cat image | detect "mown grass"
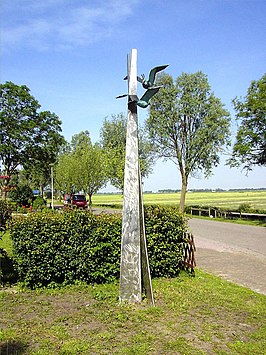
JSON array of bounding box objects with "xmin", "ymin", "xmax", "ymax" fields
[
  {"xmin": 1, "ymin": 195, "xmax": 265, "ymax": 353},
  {"xmin": 1, "ymin": 232, "xmax": 266, "ymax": 354},
  {"xmin": 93, "ymin": 190, "xmax": 266, "ymax": 211},
  {"xmin": 0, "ymin": 271, "xmax": 265, "ymax": 354}
]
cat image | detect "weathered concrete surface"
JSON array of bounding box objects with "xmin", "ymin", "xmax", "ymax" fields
[{"xmin": 189, "ymin": 218, "xmax": 266, "ymax": 295}]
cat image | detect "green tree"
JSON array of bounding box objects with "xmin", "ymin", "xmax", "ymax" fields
[
  {"xmin": 23, "ymin": 111, "xmax": 66, "ymax": 196},
  {"xmin": 70, "ymin": 130, "xmax": 91, "ymax": 151},
  {"xmin": 229, "ymin": 73, "xmax": 266, "ymax": 171},
  {"xmin": 55, "ymin": 131, "xmax": 93, "ymax": 194},
  {"xmin": 146, "ymin": 72, "xmax": 231, "ymax": 212},
  {"xmin": 55, "ymin": 132, "xmax": 108, "ymax": 209},
  {"xmin": 100, "ymin": 113, "xmax": 154, "ymax": 191},
  {"xmin": 73, "ymin": 143, "xmax": 108, "ymax": 209},
  {"xmin": 55, "ymin": 152, "xmax": 77, "ymax": 194},
  {"xmin": 0, "ymin": 82, "xmax": 65, "ymax": 196}
]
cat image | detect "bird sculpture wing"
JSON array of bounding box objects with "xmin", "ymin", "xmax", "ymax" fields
[
  {"xmin": 148, "ymin": 65, "xmax": 169, "ymax": 85},
  {"xmin": 116, "ymin": 94, "xmax": 140, "ymax": 103},
  {"xmin": 116, "ymin": 94, "xmax": 128, "ymax": 99},
  {"xmin": 139, "ymin": 86, "xmax": 161, "ymax": 104}
]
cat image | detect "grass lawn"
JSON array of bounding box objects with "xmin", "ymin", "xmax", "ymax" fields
[
  {"xmin": 93, "ymin": 190, "xmax": 266, "ymax": 211},
  {"xmin": 1, "ymin": 232, "xmax": 266, "ymax": 354},
  {"xmin": 0, "ymin": 272, "xmax": 265, "ymax": 354}
]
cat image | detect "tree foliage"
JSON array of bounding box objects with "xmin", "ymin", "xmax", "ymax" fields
[
  {"xmin": 9, "ymin": 184, "xmax": 34, "ymax": 207},
  {"xmin": 146, "ymin": 72, "xmax": 231, "ymax": 211},
  {"xmin": 229, "ymin": 73, "xmax": 266, "ymax": 171},
  {"xmin": 99, "ymin": 113, "xmax": 154, "ymax": 191},
  {"xmin": 0, "ymin": 81, "xmax": 65, "ymax": 194},
  {"xmin": 55, "ymin": 132, "xmax": 108, "ymax": 207},
  {"xmin": 70, "ymin": 130, "xmax": 91, "ymax": 151},
  {"xmin": 72, "ymin": 142, "xmax": 108, "ymax": 208},
  {"xmin": 55, "ymin": 153, "xmax": 77, "ymax": 195}
]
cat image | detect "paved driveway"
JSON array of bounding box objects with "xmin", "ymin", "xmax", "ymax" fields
[{"xmin": 188, "ymin": 218, "xmax": 266, "ymax": 295}]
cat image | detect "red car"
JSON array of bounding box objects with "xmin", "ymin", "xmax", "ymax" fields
[{"xmin": 70, "ymin": 194, "xmax": 88, "ymax": 209}]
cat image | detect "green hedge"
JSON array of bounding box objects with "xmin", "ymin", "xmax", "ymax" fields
[
  {"xmin": 145, "ymin": 205, "xmax": 188, "ymax": 277},
  {"xmin": 10, "ymin": 206, "xmax": 188, "ymax": 288},
  {"xmin": 0, "ymin": 200, "xmax": 12, "ymax": 234}
]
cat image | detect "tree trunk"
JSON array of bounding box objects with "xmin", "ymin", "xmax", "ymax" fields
[
  {"xmin": 88, "ymin": 193, "xmax": 92, "ymax": 212},
  {"xmin": 179, "ymin": 173, "xmax": 187, "ymax": 213},
  {"xmin": 2, "ymin": 177, "xmax": 11, "ymax": 200},
  {"xmin": 40, "ymin": 184, "xmax": 44, "ymax": 198}
]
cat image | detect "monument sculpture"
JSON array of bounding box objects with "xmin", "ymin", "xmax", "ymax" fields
[{"xmin": 117, "ymin": 49, "xmax": 168, "ymax": 304}]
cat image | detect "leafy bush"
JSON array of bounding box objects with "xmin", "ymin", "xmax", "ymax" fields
[
  {"xmin": 0, "ymin": 200, "xmax": 12, "ymax": 234},
  {"xmin": 10, "ymin": 210, "xmax": 121, "ymax": 287},
  {"xmin": 32, "ymin": 196, "xmax": 46, "ymax": 210},
  {"xmin": 238, "ymin": 203, "xmax": 252, "ymax": 212},
  {"xmin": 9, "ymin": 184, "xmax": 34, "ymax": 207},
  {"xmin": 0, "ymin": 201, "xmax": 13, "ymax": 282},
  {"xmin": 145, "ymin": 205, "xmax": 188, "ymax": 277},
  {"xmin": 10, "ymin": 206, "xmax": 189, "ymax": 288}
]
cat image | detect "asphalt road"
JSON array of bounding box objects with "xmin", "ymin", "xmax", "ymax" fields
[{"xmin": 188, "ymin": 218, "xmax": 266, "ymax": 295}]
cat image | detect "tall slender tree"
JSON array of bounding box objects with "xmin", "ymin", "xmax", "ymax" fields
[{"xmin": 146, "ymin": 72, "xmax": 231, "ymax": 212}]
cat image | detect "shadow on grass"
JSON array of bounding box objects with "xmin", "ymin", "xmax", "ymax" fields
[
  {"xmin": 0, "ymin": 340, "xmax": 28, "ymax": 354},
  {"xmin": 0, "ymin": 248, "xmax": 18, "ymax": 285}
]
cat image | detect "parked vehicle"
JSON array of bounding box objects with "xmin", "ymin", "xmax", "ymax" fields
[
  {"xmin": 63, "ymin": 194, "xmax": 88, "ymax": 209},
  {"xmin": 63, "ymin": 194, "xmax": 71, "ymax": 205},
  {"xmin": 71, "ymin": 194, "xmax": 87, "ymax": 209}
]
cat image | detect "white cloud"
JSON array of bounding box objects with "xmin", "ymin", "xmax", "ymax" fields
[{"xmin": 1, "ymin": 0, "xmax": 139, "ymax": 51}]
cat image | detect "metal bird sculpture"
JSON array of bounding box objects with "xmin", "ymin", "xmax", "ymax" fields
[
  {"xmin": 117, "ymin": 64, "xmax": 169, "ymax": 108},
  {"xmin": 116, "ymin": 87, "xmax": 161, "ymax": 108},
  {"xmin": 140, "ymin": 65, "xmax": 169, "ymax": 89},
  {"xmin": 136, "ymin": 87, "xmax": 161, "ymax": 108}
]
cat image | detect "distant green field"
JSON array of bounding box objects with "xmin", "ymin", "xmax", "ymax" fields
[{"xmin": 93, "ymin": 190, "xmax": 266, "ymax": 210}]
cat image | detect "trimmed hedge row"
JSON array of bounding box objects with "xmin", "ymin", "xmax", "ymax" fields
[{"xmin": 10, "ymin": 206, "xmax": 189, "ymax": 288}]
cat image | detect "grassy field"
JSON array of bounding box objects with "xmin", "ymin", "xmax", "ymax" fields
[{"xmin": 93, "ymin": 190, "xmax": 266, "ymax": 210}]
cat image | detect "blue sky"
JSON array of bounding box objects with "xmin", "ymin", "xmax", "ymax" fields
[{"xmin": 1, "ymin": 0, "xmax": 265, "ymax": 192}]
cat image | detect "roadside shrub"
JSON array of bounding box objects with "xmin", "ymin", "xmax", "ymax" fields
[
  {"xmin": 0, "ymin": 201, "xmax": 13, "ymax": 282},
  {"xmin": 145, "ymin": 205, "xmax": 188, "ymax": 278},
  {"xmin": 32, "ymin": 196, "xmax": 46, "ymax": 210},
  {"xmin": 44, "ymin": 191, "xmax": 52, "ymax": 199},
  {"xmin": 9, "ymin": 184, "xmax": 34, "ymax": 207},
  {"xmin": 10, "ymin": 206, "xmax": 189, "ymax": 288},
  {"xmin": 10, "ymin": 211, "xmax": 121, "ymax": 287},
  {"xmin": 0, "ymin": 200, "xmax": 12, "ymax": 234},
  {"xmin": 238, "ymin": 203, "xmax": 252, "ymax": 212}
]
